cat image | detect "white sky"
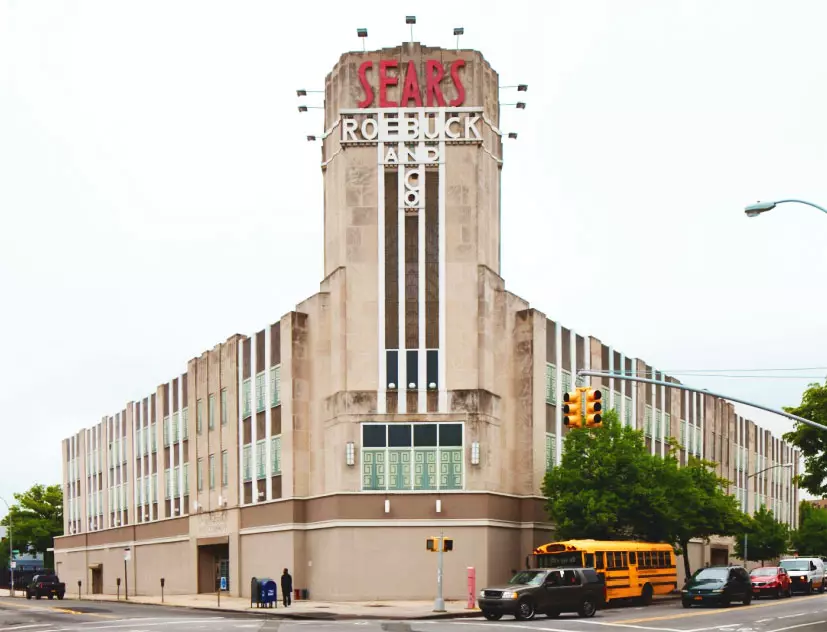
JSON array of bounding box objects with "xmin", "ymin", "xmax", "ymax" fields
[{"xmin": 2, "ymin": 0, "xmax": 826, "ymax": 517}]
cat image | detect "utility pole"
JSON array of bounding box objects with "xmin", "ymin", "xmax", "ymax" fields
[
  {"xmin": 434, "ymin": 531, "xmax": 446, "ymax": 612},
  {"xmin": 1, "ymin": 497, "xmax": 13, "ymax": 597}
]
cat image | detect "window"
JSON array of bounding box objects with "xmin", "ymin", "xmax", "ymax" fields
[
  {"xmin": 545, "ymin": 364, "xmax": 557, "ymax": 405},
  {"xmin": 271, "ymin": 366, "xmax": 281, "ymax": 406},
  {"xmin": 664, "ymin": 413, "xmax": 671, "ymax": 441},
  {"xmin": 655, "ymin": 410, "xmax": 662, "ymax": 441},
  {"xmin": 163, "ymin": 416, "xmax": 170, "ymax": 446},
  {"xmin": 182, "ymin": 408, "xmax": 189, "ymax": 439},
  {"xmin": 136, "ymin": 430, "xmax": 142, "ymax": 457},
  {"xmin": 243, "ymin": 445, "xmax": 252, "ymax": 482},
  {"xmin": 361, "ymin": 423, "xmax": 463, "ymax": 492},
  {"xmin": 545, "ymin": 433, "xmax": 556, "ymax": 470},
  {"xmin": 172, "ymin": 412, "xmax": 179, "ymax": 442},
  {"xmin": 255, "ymin": 372, "xmax": 266, "ymax": 412},
  {"xmin": 164, "ymin": 469, "xmax": 171, "ymax": 499},
  {"xmin": 196, "ymin": 399, "xmax": 203, "ymax": 435},
  {"xmin": 256, "ymin": 440, "xmax": 266, "ymax": 479},
  {"xmin": 613, "ymin": 391, "xmax": 622, "ymax": 412},
  {"xmin": 209, "ymin": 454, "xmax": 216, "ymax": 490},
  {"xmin": 221, "ymin": 450, "xmax": 228, "ymax": 487},
  {"xmin": 208, "ymin": 394, "xmax": 215, "ymax": 430},
  {"xmin": 561, "ymin": 370, "xmax": 572, "ymax": 396},
  {"xmin": 680, "ymin": 419, "xmax": 687, "ymax": 449},
  {"xmin": 644, "ymin": 406, "xmax": 653, "ymax": 437},
  {"xmin": 271, "ymin": 436, "xmax": 281, "ymax": 475},
  {"xmin": 624, "ymin": 396, "xmax": 633, "ymax": 426},
  {"xmin": 151, "ymin": 473, "xmax": 157, "ymax": 502},
  {"xmin": 173, "ymin": 466, "xmax": 180, "ymax": 496},
  {"xmin": 242, "ymin": 379, "xmax": 252, "ymax": 418},
  {"xmin": 221, "ymin": 389, "xmax": 227, "ymax": 425},
  {"xmin": 197, "ymin": 458, "xmax": 204, "ymax": 491}
]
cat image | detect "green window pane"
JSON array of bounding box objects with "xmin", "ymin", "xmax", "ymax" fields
[
  {"xmin": 439, "ymin": 449, "xmax": 462, "ymax": 490},
  {"xmin": 362, "ymin": 449, "xmax": 386, "ymax": 490},
  {"xmin": 414, "ymin": 449, "xmax": 437, "ymax": 491},
  {"xmin": 388, "ymin": 450, "xmax": 412, "ymax": 490}
]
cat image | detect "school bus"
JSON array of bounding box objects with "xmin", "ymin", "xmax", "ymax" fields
[{"xmin": 531, "ymin": 539, "xmax": 678, "ymax": 604}]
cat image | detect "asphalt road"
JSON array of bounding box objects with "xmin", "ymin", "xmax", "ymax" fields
[{"xmin": 2, "ymin": 593, "xmax": 827, "ymax": 632}]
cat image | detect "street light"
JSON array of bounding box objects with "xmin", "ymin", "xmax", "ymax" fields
[
  {"xmin": 744, "ymin": 199, "xmax": 827, "ymax": 218},
  {"xmin": 1, "ymin": 496, "xmax": 13, "ymax": 597},
  {"xmin": 744, "ymin": 463, "xmax": 793, "ymax": 566}
]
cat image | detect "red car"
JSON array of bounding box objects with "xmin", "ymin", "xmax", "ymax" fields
[{"xmin": 750, "ymin": 566, "xmax": 792, "ymax": 599}]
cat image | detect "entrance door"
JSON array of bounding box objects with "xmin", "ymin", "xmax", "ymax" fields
[
  {"xmin": 91, "ymin": 568, "xmax": 103, "ymax": 594},
  {"xmin": 197, "ymin": 543, "xmax": 230, "ymax": 594},
  {"xmin": 710, "ymin": 548, "xmax": 728, "ymax": 567}
]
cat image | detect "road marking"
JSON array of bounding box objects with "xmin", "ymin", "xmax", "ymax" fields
[
  {"xmin": 0, "ymin": 626, "xmax": 52, "ymax": 630},
  {"xmin": 767, "ymin": 622, "xmax": 826, "ymax": 632},
  {"xmin": 611, "ymin": 594, "xmax": 827, "ymax": 624},
  {"xmin": 571, "ymin": 621, "xmax": 683, "ymax": 631},
  {"xmin": 777, "ymin": 613, "xmax": 807, "ymax": 619}
]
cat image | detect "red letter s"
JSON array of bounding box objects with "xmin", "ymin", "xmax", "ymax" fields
[
  {"xmin": 448, "ymin": 59, "xmax": 466, "ymax": 107},
  {"xmin": 358, "ymin": 61, "xmax": 373, "ymax": 108}
]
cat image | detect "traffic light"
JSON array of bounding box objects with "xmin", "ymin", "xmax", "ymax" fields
[
  {"xmin": 585, "ymin": 389, "xmax": 603, "ymax": 427},
  {"xmin": 563, "ymin": 391, "xmax": 582, "ymax": 428},
  {"xmin": 443, "ymin": 538, "xmax": 453, "ymax": 552},
  {"xmin": 426, "ymin": 537, "xmax": 453, "ymax": 552},
  {"xmin": 426, "ymin": 537, "xmax": 438, "ymax": 551}
]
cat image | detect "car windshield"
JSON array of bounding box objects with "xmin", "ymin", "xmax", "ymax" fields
[
  {"xmin": 509, "ymin": 571, "xmax": 546, "ymax": 586},
  {"xmin": 693, "ymin": 568, "xmax": 728, "ymax": 581},
  {"xmin": 780, "ymin": 560, "xmax": 809, "ymax": 571},
  {"xmin": 750, "ymin": 567, "xmax": 779, "ymax": 576}
]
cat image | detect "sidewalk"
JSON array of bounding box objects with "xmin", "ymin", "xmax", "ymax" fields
[{"xmin": 0, "ymin": 589, "xmax": 480, "ymax": 620}]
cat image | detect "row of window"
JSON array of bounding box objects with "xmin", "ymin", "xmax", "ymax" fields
[
  {"xmin": 136, "ymin": 423, "xmax": 158, "ymax": 457},
  {"xmin": 643, "ymin": 407, "xmax": 672, "ymax": 442},
  {"xmin": 86, "ymin": 448, "xmax": 103, "ymax": 475},
  {"xmin": 196, "ymin": 390, "xmax": 229, "ymax": 434},
  {"xmin": 108, "ymin": 438, "xmax": 127, "ymax": 467},
  {"xmin": 361, "ymin": 423, "xmax": 463, "ymax": 492},
  {"xmin": 241, "ymin": 437, "xmax": 282, "ymax": 481},
  {"xmin": 196, "ymin": 451, "xmax": 230, "ymax": 490},
  {"xmin": 242, "ymin": 366, "xmax": 281, "ymax": 418},
  {"xmin": 108, "ymin": 483, "xmax": 130, "ymax": 511},
  {"xmin": 680, "ymin": 421, "xmax": 701, "ymax": 456},
  {"xmin": 592, "ymin": 550, "xmax": 673, "ymax": 570}
]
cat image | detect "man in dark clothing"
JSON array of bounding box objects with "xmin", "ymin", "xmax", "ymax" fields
[{"xmin": 281, "ymin": 568, "xmax": 292, "ymax": 607}]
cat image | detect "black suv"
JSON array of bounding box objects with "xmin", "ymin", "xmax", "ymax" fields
[
  {"xmin": 477, "ymin": 568, "xmax": 606, "ymax": 620},
  {"xmin": 682, "ymin": 565, "xmax": 752, "ymax": 608}
]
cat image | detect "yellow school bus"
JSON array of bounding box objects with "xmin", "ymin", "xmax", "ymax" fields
[{"xmin": 531, "ymin": 539, "xmax": 677, "ymax": 604}]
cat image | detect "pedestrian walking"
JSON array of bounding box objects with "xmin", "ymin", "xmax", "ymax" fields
[{"xmin": 281, "ymin": 568, "xmax": 293, "ymax": 607}]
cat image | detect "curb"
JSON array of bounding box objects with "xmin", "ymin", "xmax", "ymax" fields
[{"xmin": 49, "ymin": 596, "xmax": 483, "ymax": 621}]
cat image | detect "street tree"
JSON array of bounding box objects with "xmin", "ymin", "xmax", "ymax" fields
[
  {"xmin": 733, "ymin": 505, "xmax": 789, "ymax": 565},
  {"xmin": 542, "ymin": 410, "xmax": 669, "ymax": 541},
  {"xmin": 782, "ymin": 380, "xmax": 827, "ymax": 497},
  {"xmin": 0, "ymin": 484, "xmax": 63, "ymax": 568},
  {"xmin": 791, "ymin": 502, "xmax": 827, "ymax": 556}
]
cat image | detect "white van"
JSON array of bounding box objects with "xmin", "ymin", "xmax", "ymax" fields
[{"xmin": 779, "ymin": 557, "xmax": 825, "ymax": 594}]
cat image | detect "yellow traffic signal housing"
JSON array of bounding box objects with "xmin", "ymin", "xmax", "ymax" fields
[
  {"xmin": 443, "ymin": 538, "xmax": 453, "ymax": 552},
  {"xmin": 563, "ymin": 391, "xmax": 582, "ymax": 428},
  {"xmin": 585, "ymin": 389, "xmax": 603, "ymax": 427},
  {"xmin": 426, "ymin": 537, "xmax": 438, "ymax": 551}
]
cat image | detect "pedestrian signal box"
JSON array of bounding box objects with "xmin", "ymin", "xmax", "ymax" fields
[{"xmin": 426, "ymin": 537, "xmax": 453, "ymax": 552}]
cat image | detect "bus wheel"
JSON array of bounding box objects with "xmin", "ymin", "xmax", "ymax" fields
[{"xmin": 640, "ymin": 584, "xmax": 654, "ymax": 606}]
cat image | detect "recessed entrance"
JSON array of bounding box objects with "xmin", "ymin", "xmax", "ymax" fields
[
  {"xmin": 710, "ymin": 547, "xmax": 729, "ymax": 567},
  {"xmin": 197, "ymin": 540, "xmax": 229, "ymax": 594},
  {"xmin": 90, "ymin": 565, "xmax": 103, "ymax": 594}
]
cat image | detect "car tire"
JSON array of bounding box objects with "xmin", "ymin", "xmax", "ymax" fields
[
  {"xmin": 579, "ymin": 597, "xmax": 597, "ymax": 618},
  {"xmin": 515, "ymin": 598, "xmax": 536, "ymax": 621},
  {"xmin": 807, "ymin": 582, "xmax": 813, "ymax": 595},
  {"xmin": 48, "ymin": 595, "xmax": 53, "ymax": 600},
  {"xmin": 743, "ymin": 592, "xmax": 752, "ymax": 606},
  {"xmin": 482, "ymin": 611, "xmax": 502, "ymax": 621},
  {"xmin": 25, "ymin": 592, "xmax": 32, "ymax": 600},
  {"xmin": 57, "ymin": 594, "xmax": 64, "ymax": 601},
  {"xmin": 682, "ymin": 600, "xmax": 692, "ymax": 609},
  {"xmin": 775, "ymin": 587, "xmax": 783, "ymax": 599},
  {"xmin": 819, "ymin": 582, "xmax": 825, "ymax": 594},
  {"xmin": 786, "ymin": 587, "xmax": 792, "ymax": 598},
  {"xmin": 35, "ymin": 594, "xmax": 41, "ymax": 600},
  {"xmin": 640, "ymin": 584, "xmax": 654, "ymax": 606}
]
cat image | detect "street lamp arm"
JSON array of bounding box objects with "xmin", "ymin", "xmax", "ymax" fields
[
  {"xmin": 774, "ymin": 199, "xmax": 827, "ymax": 215},
  {"xmin": 576, "ymin": 370, "xmax": 827, "ymax": 432},
  {"xmin": 747, "ymin": 463, "xmax": 793, "ymax": 480}
]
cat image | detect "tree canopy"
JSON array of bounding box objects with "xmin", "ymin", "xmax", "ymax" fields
[
  {"xmin": 782, "ymin": 380, "xmax": 827, "ymax": 497},
  {"xmin": 0, "ymin": 484, "xmax": 63, "ymax": 567},
  {"xmin": 791, "ymin": 502, "xmax": 827, "ymax": 556},
  {"xmin": 542, "ymin": 409, "xmax": 746, "ymax": 578},
  {"xmin": 733, "ymin": 505, "xmax": 789, "ymax": 564}
]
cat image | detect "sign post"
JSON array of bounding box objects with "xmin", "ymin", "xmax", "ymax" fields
[
  {"xmin": 466, "ymin": 567, "xmax": 476, "ymax": 609},
  {"xmin": 123, "ymin": 548, "xmax": 131, "ymax": 600}
]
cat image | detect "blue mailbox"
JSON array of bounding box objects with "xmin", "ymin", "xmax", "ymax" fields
[{"xmin": 259, "ymin": 578, "xmax": 277, "ymax": 608}]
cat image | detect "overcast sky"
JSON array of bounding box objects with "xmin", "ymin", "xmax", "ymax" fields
[{"xmin": 1, "ymin": 0, "xmax": 826, "ymax": 518}]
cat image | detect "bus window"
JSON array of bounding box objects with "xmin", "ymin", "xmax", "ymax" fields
[
  {"xmin": 585, "ymin": 553, "xmax": 594, "ymax": 568},
  {"xmin": 620, "ymin": 552, "xmax": 628, "ymax": 569},
  {"xmin": 628, "ymin": 551, "xmax": 637, "ymax": 566},
  {"xmin": 595, "ymin": 552, "xmax": 605, "ymax": 570}
]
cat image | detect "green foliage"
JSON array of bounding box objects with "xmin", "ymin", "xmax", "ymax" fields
[
  {"xmin": 791, "ymin": 502, "xmax": 827, "ymax": 556},
  {"xmin": 734, "ymin": 505, "xmax": 789, "ymax": 563},
  {"xmin": 782, "ymin": 380, "xmax": 827, "ymax": 496},
  {"xmin": 543, "ymin": 409, "xmax": 746, "ymax": 578},
  {"xmin": 0, "ymin": 484, "xmax": 64, "ymax": 563}
]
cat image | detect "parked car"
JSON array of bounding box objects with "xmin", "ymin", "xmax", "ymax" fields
[
  {"xmin": 780, "ymin": 558, "xmax": 826, "ymax": 594},
  {"xmin": 681, "ymin": 565, "xmax": 752, "ymax": 608},
  {"xmin": 25, "ymin": 574, "xmax": 65, "ymax": 600},
  {"xmin": 750, "ymin": 566, "xmax": 792, "ymax": 599},
  {"xmin": 477, "ymin": 568, "xmax": 606, "ymax": 620}
]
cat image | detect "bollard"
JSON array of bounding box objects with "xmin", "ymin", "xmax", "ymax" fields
[
  {"xmin": 77, "ymin": 580, "xmax": 82, "ymax": 601},
  {"xmin": 466, "ymin": 567, "xmax": 476, "ymax": 609},
  {"xmin": 160, "ymin": 578, "xmax": 165, "ymax": 604},
  {"xmin": 116, "ymin": 578, "xmax": 121, "ymax": 601},
  {"xmin": 217, "ymin": 588, "xmax": 220, "ymax": 608}
]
